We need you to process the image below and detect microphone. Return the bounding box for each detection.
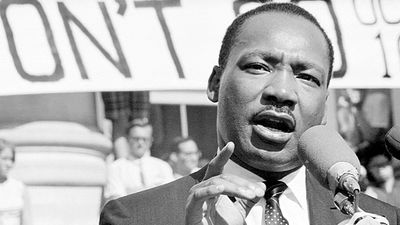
[385,125,400,160]
[298,125,361,215]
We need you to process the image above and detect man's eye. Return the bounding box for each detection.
[243,63,271,74]
[296,74,321,86]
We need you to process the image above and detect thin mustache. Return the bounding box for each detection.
[261,105,296,124]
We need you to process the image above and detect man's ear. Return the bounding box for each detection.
[207,66,222,103]
[321,92,329,125]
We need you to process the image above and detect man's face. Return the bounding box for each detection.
[0,148,14,178]
[177,140,201,172]
[128,126,153,159]
[346,89,362,104]
[209,12,330,172]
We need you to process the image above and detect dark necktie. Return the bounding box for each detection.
[264,181,289,225]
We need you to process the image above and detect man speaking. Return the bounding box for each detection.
[100,3,400,225]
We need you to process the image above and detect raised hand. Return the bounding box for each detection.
[185,142,265,225]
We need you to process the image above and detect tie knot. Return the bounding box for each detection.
[263,181,287,200]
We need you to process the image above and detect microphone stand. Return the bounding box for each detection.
[333,189,360,216]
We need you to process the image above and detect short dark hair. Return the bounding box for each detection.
[126,118,152,135]
[218,2,334,85]
[170,136,196,153]
[0,139,15,162]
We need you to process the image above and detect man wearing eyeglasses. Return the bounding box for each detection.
[169,137,202,179]
[104,119,174,201]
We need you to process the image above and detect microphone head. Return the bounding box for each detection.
[298,125,361,190]
[385,125,400,160]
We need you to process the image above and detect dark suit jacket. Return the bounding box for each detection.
[100,166,400,225]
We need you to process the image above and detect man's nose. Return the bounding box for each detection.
[261,68,297,108]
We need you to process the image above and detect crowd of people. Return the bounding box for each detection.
[363,154,400,208]
[103,118,204,202]
[2,98,398,224]
[0,118,206,223]
[100,91,400,209]
[336,88,400,208]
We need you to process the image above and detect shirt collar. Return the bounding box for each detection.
[223,159,307,209]
[281,166,307,209]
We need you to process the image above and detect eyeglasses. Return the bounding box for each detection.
[179,151,200,157]
[129,137,152,142]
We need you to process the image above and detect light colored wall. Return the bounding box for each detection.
[0,93,99,130]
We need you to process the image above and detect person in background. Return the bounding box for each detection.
[354,89,393,164]
[101,91,151,159]
[361,89,392,142]
[169,137,202,178]
[0,139,31,225]
[364,154,400,208]
[104,119,174,201]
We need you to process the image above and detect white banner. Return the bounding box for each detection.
[0,0,399,95]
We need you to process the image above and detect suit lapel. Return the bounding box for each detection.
[306,171,349,225]
[189,164,207,182]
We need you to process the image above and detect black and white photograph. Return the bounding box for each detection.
[0,0,399,224]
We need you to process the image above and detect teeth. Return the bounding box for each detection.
[269,118,280,123]
[253,124,292,144]
[259,117,291,133]
[253,109,296,135]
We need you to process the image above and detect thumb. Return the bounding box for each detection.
[204,142,234,180]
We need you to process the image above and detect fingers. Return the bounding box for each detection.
[186,141,267,225]
[226,181,265,219]
[204,175,265,200]
[185,184,223,224]
[186,175,265,218]
[185,142,235,225]
[204,142,235,180]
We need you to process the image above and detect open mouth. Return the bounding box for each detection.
[252,109,296,144]
[253,112,295,133]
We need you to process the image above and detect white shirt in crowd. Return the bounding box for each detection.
[105,155,174,200]
[223,160,310,225]
[0,178,27,225]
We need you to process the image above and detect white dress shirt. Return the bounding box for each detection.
[223,160,310,225]
[105,155,174,199]
[0,178,26,225]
